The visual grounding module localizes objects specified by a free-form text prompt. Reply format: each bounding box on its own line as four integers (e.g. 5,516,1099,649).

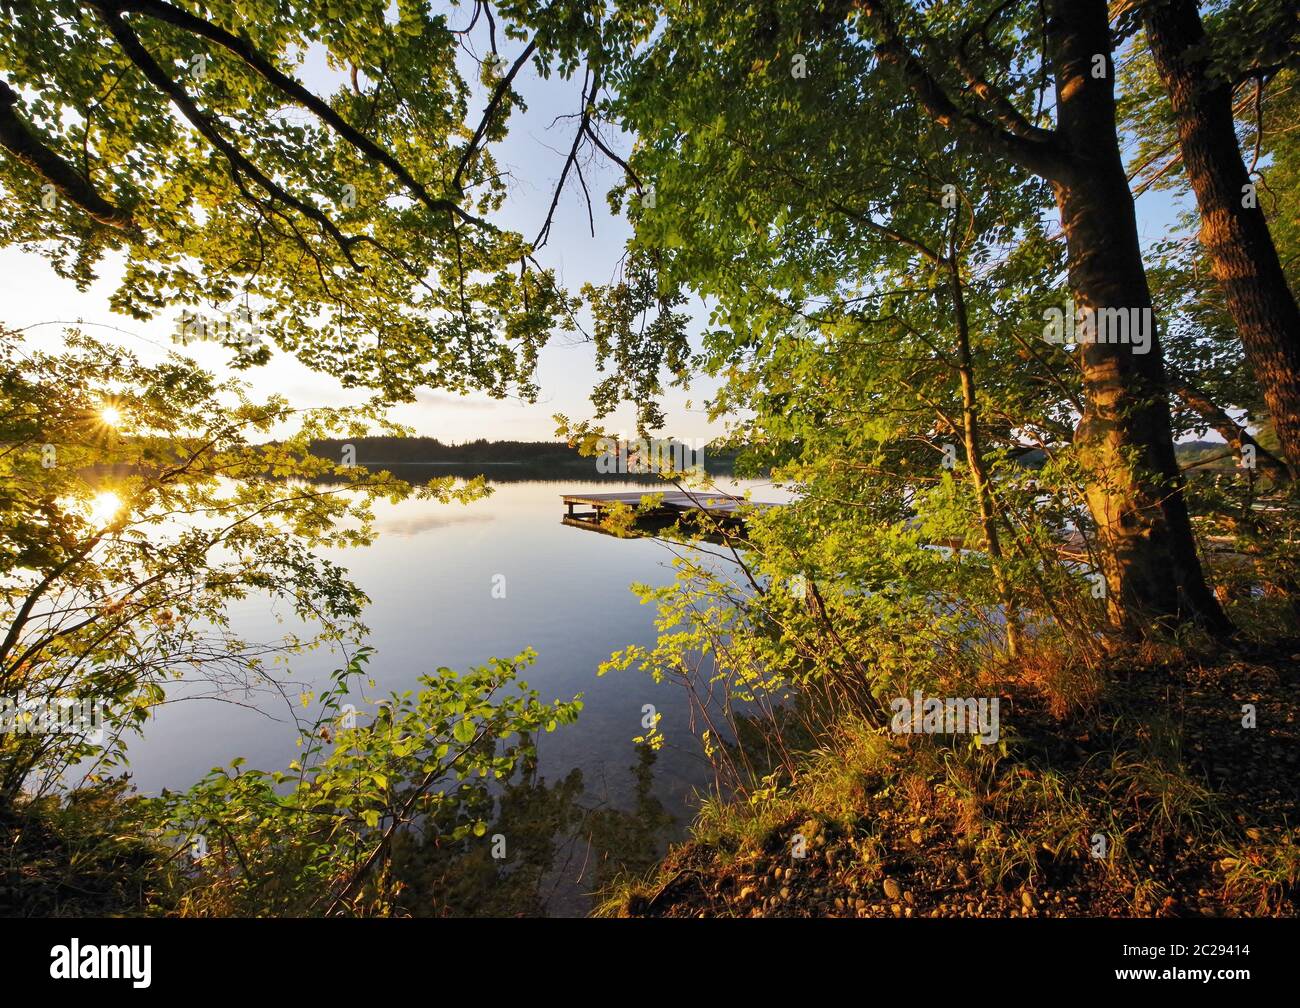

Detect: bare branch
534,65,600,250
453,37,539,194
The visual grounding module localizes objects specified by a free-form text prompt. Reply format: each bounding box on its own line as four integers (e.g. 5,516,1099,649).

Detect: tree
1138,0,1300,479
151,647,581,916
0,1,576,401
587,0,1229,637
0,325,480,802
858,0,1235,635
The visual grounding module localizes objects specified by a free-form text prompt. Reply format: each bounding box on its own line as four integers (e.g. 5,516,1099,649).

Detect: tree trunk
947,240,1023,657
855,0,1229,638
1047,0,1232,637
1143,0,1300,479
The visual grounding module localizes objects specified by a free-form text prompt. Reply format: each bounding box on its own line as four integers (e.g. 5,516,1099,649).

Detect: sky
2,13,724,445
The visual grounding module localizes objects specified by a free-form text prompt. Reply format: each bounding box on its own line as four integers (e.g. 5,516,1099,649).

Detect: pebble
883,877,902,899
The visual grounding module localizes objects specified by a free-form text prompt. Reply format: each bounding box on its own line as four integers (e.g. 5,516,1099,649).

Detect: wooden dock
561,490,777,535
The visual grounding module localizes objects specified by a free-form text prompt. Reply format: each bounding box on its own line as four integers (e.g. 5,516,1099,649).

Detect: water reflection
390,743,675,917
123,474,782,916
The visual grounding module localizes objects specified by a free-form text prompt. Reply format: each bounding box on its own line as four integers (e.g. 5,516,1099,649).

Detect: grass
597,637,1300,918
0,781,177,917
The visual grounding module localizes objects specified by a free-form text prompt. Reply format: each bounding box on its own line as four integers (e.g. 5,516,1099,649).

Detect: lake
121,475,773,916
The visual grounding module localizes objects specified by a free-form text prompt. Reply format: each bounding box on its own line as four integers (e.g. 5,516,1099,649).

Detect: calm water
122,476,771,916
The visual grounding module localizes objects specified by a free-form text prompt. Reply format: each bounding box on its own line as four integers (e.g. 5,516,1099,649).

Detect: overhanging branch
0,79,137,232
94,0,486,229
94,6,362,269
854,1,1073,182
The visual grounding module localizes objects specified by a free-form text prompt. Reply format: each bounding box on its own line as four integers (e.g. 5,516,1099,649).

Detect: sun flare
87,490,123,526
99,404,123,428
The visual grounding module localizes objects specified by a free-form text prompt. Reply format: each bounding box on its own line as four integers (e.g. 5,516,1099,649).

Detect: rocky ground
610,643,1300,918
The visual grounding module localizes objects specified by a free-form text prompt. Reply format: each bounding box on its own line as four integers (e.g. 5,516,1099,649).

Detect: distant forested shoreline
305,436,1245,475
307,437,740,476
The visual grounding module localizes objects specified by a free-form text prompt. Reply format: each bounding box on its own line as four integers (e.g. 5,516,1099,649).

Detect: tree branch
93,5,362,269
1168,369,1290,484
954,0,1056,143
854,0,1072,181
0,79,137,231
534,65,600,250
95,0,486,228
453,37,539,195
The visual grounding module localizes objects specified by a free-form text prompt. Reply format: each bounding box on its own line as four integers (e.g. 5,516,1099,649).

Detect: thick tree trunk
856,0,1229,637
1143,0,1300,479
1047,0,1232,637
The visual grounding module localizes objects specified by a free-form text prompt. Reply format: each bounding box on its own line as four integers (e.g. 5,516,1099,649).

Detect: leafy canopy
0,325,481,801
0,1,579,399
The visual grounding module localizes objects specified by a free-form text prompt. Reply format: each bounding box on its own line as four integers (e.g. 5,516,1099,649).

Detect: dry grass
600,643,1300,918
